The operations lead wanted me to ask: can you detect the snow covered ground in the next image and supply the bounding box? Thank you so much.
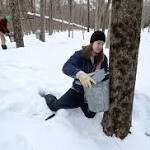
[0,30,150,150]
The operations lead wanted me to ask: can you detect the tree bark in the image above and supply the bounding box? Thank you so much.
[95,0,105,30]
[40,0,45,42]
[9,0,24,48]
[68,0,72,37]
[48,0,53,35]
[105,7,111,49]
[102,0,143,139]
[87,0,90,32]
[101,0,111,31]
[0,1,4,14]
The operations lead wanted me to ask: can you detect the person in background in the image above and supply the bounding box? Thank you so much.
[39,30,109,119]
[0,15,12,49]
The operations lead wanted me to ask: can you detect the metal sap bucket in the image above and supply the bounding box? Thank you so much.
[84,69,110,112]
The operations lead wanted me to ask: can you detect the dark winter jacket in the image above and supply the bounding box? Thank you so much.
[0,17,9,34]
[62,49,108,93]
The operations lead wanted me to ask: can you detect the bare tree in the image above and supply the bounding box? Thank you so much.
[79,0,85,40]
[9,0,24,48]
[31,0,36,33]
[95,0,105,30]
[101,0,111,31]
[102,0,143,139]
[87,0,90,32]
[141,0,150,29]
[39,0,45,42]
[68,0,72,37]
[95,0,100,30]
[105,12,111,48]
[48,0,53,35]
[18,0,26,32]
[0,1,5,15]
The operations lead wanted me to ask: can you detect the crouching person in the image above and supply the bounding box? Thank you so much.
[0,16,12,49]
[39,30,108,118]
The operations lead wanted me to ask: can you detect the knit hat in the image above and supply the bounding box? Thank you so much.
[5,16,13,22]
[90,30,105,43]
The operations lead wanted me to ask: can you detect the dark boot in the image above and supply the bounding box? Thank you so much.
[1,44,7,50]
[80,103,96,118]
[44,94,58,111]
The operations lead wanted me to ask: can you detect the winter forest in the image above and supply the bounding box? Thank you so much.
[0,0,150,150]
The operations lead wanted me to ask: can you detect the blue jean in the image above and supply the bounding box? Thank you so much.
[44,88,96,118]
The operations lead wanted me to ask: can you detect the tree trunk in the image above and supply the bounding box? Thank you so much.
[105,8,111,49]
[40,0,45,42]
[48,0,53,35]
[9,0,24,48]
[0,1,4,14]
[31,0,36,33]
[87,0,90,32]
[95,0,101,30]
[68,0,72,37]
[101,0,111,32]
[57,0,63,31]
[102,0,143,139]
[19,0,25,32]
[95,0,105,30]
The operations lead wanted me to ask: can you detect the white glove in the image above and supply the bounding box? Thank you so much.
[76,71,96,88]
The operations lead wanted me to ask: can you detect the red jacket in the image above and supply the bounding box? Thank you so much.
[0,17,9,34]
